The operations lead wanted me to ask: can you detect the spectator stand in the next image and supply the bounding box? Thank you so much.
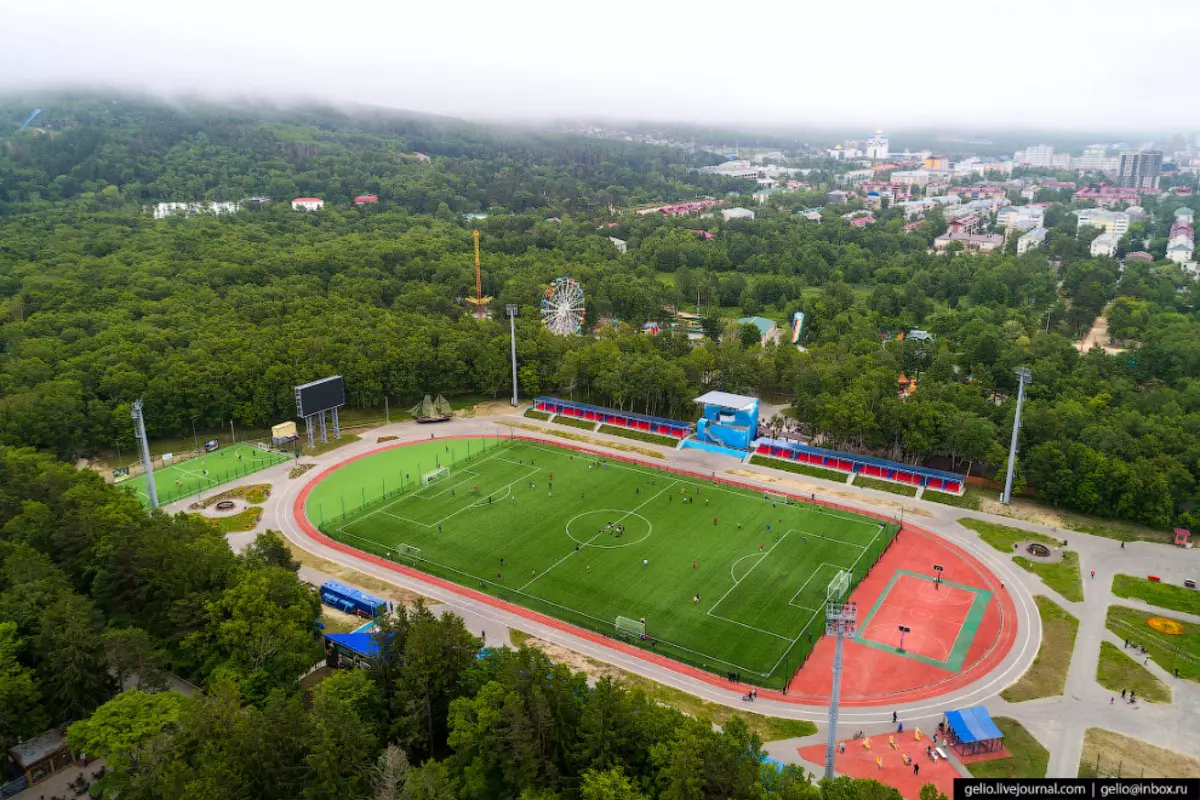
[942,706,1005,758]
[533,397,693,439]
[753,438,965,495]
[681,391,760,459]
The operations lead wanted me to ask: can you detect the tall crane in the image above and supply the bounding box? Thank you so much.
[465,229,492,320]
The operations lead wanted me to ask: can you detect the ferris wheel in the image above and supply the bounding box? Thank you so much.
[540,276,586,335]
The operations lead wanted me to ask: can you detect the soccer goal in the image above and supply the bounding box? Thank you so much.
[392,543,422,561]
[615,616,645,637]
[763,491,790,505]
[421,466,450,486]
[826,569,852,603]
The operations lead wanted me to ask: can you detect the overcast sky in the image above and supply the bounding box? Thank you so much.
[3,0,1198,131]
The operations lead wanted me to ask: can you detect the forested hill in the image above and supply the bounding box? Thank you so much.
[2,94,1200,532]
[0,93,733,212]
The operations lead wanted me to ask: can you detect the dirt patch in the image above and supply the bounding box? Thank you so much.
[472,399,524,418]
[320,606,366,634]
[1079,728,1200,778]
[285,542,433,608]
[726,468,931,518]
[977,495,1063,528]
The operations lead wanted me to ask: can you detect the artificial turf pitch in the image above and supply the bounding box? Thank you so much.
[310,439,893,687]
[121,443,290,507]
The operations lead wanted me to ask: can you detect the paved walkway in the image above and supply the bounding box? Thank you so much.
[178,413,1200,779]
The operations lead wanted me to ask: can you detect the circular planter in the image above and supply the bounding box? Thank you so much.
[215,500,236,511]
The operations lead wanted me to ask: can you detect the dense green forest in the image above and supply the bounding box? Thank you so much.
[2,94,1200,531]
[2,444,935,800]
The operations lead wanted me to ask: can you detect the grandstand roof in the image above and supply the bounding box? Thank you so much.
[534,397,693,431]
[945,707,1004,744]
[755,437,964,481]
[693,391,758,412]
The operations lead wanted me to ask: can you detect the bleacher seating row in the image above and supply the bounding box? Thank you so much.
[534,396,693,439]
[755,438,965,495]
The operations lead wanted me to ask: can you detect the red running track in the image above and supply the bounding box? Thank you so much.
[292,435,1018,707]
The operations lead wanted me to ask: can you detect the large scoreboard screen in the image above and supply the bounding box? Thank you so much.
[295,376,345,418]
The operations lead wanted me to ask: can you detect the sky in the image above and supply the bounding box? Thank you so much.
[2,0,1198,132]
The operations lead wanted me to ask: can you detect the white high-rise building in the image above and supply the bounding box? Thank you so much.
[866,129,889,160]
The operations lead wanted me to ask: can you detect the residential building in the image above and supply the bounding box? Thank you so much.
[1017,227,1048,255]
[866,129,889,160]
[933,231,1004,253]
[699,160,760,179]
[924,155,949,170]
[1116,150,1163,189]
[721,207,756,221]
[891,169,932,189]
[1167,240,1194,264]
[1072,186,1148,207]
[736,316,779,346]
[1015,144,1072,169]
[636,199,723,217]
[1090,232,1121,257]
[826,190,850,204]
[1125,205,1146,222]
[1125,251,1154,263]
[997,205,1045,230]
[609,237,627,254]
[1075,208,1130,236]
[1071,145,1120,172]
[291,197,324,211]
[353,194,378,205]
[152,201,241,219]
[1175,207,1195,223]
[797,207,823,221]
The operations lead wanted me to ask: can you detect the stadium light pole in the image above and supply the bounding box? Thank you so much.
[507,304,519,407]
[190,415,200,456]
[823,599,857,779]
[132,399,158,510]
[1001,367,1032,505]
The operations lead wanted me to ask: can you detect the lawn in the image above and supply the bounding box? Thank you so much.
[192,507,262,533]
[924,489,982,510]
[597,425,680,448]
[1095,641,1171,703]
[1079,729,1200,778]
[852,476,918,497]
[965,717,1049,778]
[1106,606,1199,683]
[551,416,598,431]
[308,439,895,688]
[524,408,551,421]
[1111,575,1200,616]
[1014,551,1084,603]
[304,433,362,457]
[1000,596,1079,702]
[958,518,1060,553]
[748,455,847,484]
[119,443,290,507]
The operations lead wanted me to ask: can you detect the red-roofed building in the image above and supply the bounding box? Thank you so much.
[291,197,324,211]
[849,216,874,228]
[353,194,378,205]
[689,229,715,240]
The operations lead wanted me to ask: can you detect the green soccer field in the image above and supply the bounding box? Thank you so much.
[308,439,895,687]
[120,443,290,507]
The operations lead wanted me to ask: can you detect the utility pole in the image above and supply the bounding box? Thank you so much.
[823,593,857,779]
[190,415,200,456]
[1001,367,1032,505]
[507,304,519,407]
[132,399,158,509]
[230,419,237,445]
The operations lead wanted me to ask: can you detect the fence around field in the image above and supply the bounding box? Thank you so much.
[120,443,291,507]
[312,432,903,690]
[312,437,516,530]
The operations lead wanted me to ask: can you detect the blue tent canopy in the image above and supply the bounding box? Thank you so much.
[945,707,1003,744]
[325,632,380,659]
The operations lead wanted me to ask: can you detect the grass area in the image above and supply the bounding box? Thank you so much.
[192,507,262,533]
[1106,606,1199,683]
[320,607,365,634]
[924,489,982,510]
[509,629,533,648]
[1112,574,1200,616]
[1064,520,1174,545]
[597,425,680,448]
[500,421,667,459]
[1095,641,1171,703]
[189,483,271,509]
[550,415,598,431]
[748,455,848,484]
[524,408,551,421]
[1013,551,1083,603]
[852,476,918,497]
[1001,596,1079,702]
[310,440,895,689]
[304,433,362,457]
[965,717,1050,779]
[958,518,1060,553]
[1079,728,1200,778]
[120,443,290,508]
[281,541,428,608]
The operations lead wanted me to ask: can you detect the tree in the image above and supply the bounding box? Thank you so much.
[738,323,762,349]
[104,627,168,691]
[370,744,411,800]
[243,530,301,572]
[38,592,116,721]
[580,767,649,800]
[0,622,45,767]
[305,670,380,800]
[402,759,457,800]
[67,689,186,767]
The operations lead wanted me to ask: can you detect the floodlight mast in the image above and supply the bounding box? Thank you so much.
[823,600,857,779]
[1001,367,1032,505]
[132,399,158,509]
[507,304,519,407]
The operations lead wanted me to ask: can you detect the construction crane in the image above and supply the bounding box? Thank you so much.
[465,229,493,320]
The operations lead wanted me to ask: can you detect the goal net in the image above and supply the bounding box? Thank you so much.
[826,569,851,603]
[615,616,645,637]
[763,491,790,505]
[421,466,450,486]
[392,544,422,561]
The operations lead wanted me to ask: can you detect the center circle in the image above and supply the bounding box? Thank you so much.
[566,509,653,549]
